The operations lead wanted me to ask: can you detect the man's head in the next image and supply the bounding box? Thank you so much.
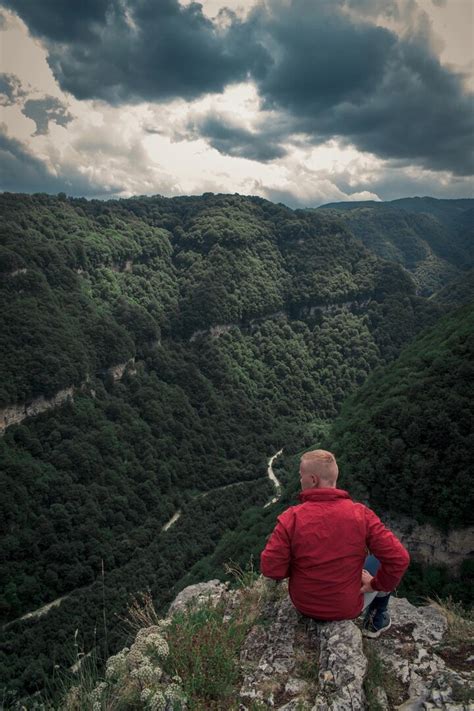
[299,449,339,490]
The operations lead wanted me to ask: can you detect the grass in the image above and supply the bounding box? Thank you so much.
[363,641,405,711]
[163,600,251,711]
[428,596,474,643]
[116,589,161,636]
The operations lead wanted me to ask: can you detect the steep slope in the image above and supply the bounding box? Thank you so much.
[332,304,473,529]
[316,197,473,296]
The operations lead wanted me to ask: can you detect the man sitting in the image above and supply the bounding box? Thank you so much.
[260,449,410,637]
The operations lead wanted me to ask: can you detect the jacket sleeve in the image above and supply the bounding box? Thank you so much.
[364,507,410,592]
[260,511,294,580]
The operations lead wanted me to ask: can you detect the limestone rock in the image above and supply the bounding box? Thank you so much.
[310,618,367,710]
[167,579,228,615]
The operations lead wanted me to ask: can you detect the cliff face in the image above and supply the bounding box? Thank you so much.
[70,579,473,710]
[383,513,474,573]
[0,359,136,434]
[0,387,74,434]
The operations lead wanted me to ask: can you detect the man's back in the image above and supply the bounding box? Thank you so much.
[261,487,410,620]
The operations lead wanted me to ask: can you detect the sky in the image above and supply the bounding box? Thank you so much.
[0,0,473,207]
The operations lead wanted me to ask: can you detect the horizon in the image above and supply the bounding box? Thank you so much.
[1,0,473,207]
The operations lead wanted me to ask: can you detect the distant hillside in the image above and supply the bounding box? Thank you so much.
[332,303,474,529]
[316,197,473,296]
[1,191,436,408]
[430,268,474,306]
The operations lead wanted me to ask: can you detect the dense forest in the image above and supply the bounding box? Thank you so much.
[0,192,472,705]
[318,197,473,296]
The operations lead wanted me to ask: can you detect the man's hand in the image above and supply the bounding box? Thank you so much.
[360,569,375,594]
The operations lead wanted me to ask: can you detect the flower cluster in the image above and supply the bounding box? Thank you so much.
[130,661,162,684]
[105,649,128,679]
[164,682,187,706]
[90,680,108,709]
[80,622,186,710]
[141,688,167,710]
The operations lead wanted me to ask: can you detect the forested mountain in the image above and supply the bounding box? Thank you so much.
[317,197,473,296]
[332,303,474,528]
[0,192,470,705]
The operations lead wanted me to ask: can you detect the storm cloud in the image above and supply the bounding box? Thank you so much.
[185,113,288,161]
[3,0,473,178]
[1,0,265,103]
[245,0,474,175]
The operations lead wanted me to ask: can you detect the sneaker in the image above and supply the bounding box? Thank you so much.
[362,610,392,638]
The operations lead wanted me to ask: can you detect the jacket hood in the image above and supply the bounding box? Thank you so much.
[298,488,351,504]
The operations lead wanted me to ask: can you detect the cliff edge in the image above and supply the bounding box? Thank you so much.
[65,578,473,710]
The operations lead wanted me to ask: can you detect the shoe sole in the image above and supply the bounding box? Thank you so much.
[362,617,392,638]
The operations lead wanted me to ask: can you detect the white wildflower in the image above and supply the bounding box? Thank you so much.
[144,633,169,659]
[105,650,127,679]
[137,625,162,640]
[130,662,162,684]
[148,689,166,711]
[90,681,108,702]
[127,644,146,669]
[164,682,187,706]
[141,688,154,703]
[157,618,172,631]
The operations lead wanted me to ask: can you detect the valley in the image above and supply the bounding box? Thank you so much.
[0,192,472,705]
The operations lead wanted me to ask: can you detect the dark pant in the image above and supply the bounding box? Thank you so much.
[362,554,390,613]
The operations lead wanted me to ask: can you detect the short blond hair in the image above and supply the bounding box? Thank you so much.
[301,449,336,464]
[300,449,338,485]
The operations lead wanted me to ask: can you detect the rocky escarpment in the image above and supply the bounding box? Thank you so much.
[189,298,372,341]
[0,359,136,434]
[0,386,74,434]
[74,578,473,710]
[383,513,474,574]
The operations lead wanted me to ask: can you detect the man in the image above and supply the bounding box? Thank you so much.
[260,449,410,637]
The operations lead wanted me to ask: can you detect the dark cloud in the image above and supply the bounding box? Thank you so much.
[2,0,266,103]
[0,72,27,106]
[186,113,287,161]
[2,0,110,41]
[3,0,473,177]
[22,96,74,135]
[243,0,474,176]
[0,124,119,196]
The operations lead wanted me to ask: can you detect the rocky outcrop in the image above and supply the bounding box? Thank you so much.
[383,513,474,573]
[83,578,473,711]
[104,358,136,382]
[188,299,372,341]
[0,387,74,434]
[0,360,136,434]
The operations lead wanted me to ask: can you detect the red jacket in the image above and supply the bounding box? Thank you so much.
[260,488,410,620]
